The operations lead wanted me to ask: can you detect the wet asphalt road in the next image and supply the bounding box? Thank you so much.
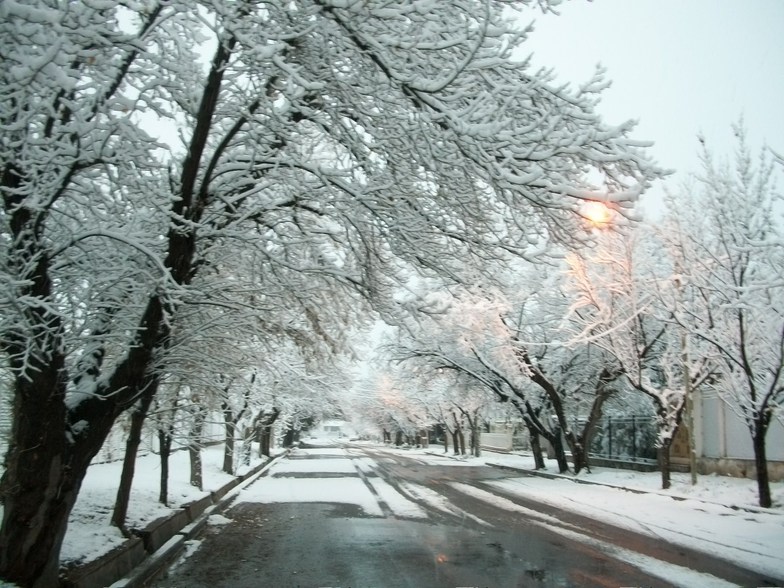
[153,444,775,588]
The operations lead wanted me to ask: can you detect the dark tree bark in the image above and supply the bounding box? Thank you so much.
[450,413,466,455]
[752,417,772,508]
[514,348,588,474]
[222,404,237,475]
[240,426,253,467]
[221,380,249,474]
[651,399,687,490]
[470,419,480,457]
[457,408,481,458]
[188,405,207,490]
[158,427,173,506]
[189,444,203,491]
[550,424,570,474]
[258,408,280,458]
[514,395,569,473]
[111,389,156,533]
[469,350,571,472]
[572,368,618,473]
[260,427,271,457]
[0,352,79,588]
[526,423,546,470]
[658,440,673,490]
[282,426,298,448]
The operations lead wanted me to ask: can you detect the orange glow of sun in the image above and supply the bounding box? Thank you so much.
[582,201,612,227]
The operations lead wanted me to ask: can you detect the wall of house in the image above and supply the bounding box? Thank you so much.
[480,431,514,452]
[696,390,784,481]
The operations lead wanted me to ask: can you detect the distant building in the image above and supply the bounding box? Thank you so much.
[313,419,355,439]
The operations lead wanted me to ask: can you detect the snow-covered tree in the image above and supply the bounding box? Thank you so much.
[661,127,783,507]
[0,1,662,584]
[564,223,717,489]
[392,274,626,473]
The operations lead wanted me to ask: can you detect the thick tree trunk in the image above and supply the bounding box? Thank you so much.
[0,295,169,587]
[574,369,617,474]
[240,426,253,467]
[223,408,236,475]
[111,391,155,533]
[752,419,772,508]
[563,425,590,474]
[529,429,546,470]
[569,440,589,474]
[443,428,450,453]
[655,401,687,491]
[158,428,173,506]
[260,427,271,457]
[457,429,466,456]
[514,346,581,473]
[533,423,569,474]
[189,444,203,491]
[471,423,481,457]
[257,408,280,458]
[531,433,547,470]
[550,427,570,474]
[283,426,299,448]
[188,406,206,490]
[658,439,673,490]
[575,389,612,474]
[0,373,76,587]
[460,412,481,458]
[0,368,119,587]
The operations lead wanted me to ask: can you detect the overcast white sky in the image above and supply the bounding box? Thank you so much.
[521,0,784,218]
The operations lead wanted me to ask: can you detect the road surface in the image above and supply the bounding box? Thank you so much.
[153,443,776,587]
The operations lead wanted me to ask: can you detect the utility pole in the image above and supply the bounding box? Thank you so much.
[682,331,697,485]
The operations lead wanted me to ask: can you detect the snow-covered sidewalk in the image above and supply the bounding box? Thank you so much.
[62,445,271,565]
[481,450,784,511]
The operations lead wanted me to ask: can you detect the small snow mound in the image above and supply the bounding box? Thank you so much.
[207,514,233,525]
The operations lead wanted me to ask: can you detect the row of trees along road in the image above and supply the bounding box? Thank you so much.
[1,1,663,585]
[378,125,782,508]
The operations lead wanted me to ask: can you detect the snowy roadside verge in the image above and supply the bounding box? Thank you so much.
[482,451,784,513]
[55,446,284,588]
[408,446,784,582]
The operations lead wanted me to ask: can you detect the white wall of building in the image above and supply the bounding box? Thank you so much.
[698,392,784,461]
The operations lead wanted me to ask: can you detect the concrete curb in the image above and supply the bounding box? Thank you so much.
[61,452,286,588]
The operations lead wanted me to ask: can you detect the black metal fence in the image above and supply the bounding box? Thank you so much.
[585,415,658,461]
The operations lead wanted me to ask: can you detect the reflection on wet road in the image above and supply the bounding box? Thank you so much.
[154,444,763,588]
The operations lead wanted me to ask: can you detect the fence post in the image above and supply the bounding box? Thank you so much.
[631,416,637,459]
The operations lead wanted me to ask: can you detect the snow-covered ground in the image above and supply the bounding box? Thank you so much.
[44,440,784,584]
[60,445,270,565]
[475,451,784,581]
